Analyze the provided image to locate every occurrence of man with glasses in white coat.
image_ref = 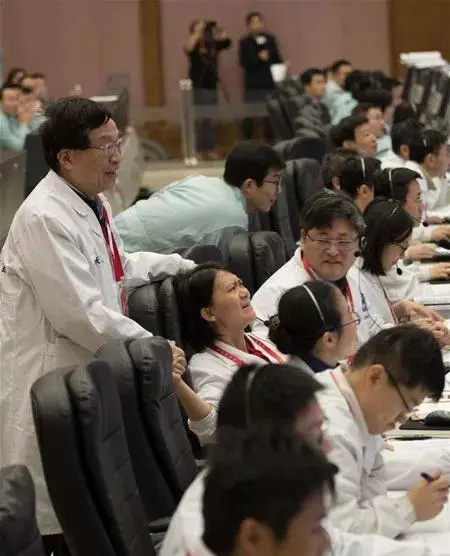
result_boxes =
[0,97,193,554]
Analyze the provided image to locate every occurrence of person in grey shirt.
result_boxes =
[115,141,285,256]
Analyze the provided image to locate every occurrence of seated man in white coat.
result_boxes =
[405,128,449,212]
[162,362,445,556]
[318,325,449,538]
[201,426,336,556]
[0,97,194,550]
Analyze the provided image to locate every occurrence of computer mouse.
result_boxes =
[424,410,450,426]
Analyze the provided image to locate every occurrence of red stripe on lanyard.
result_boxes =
[211,336,285,367]
[99,204,128,316]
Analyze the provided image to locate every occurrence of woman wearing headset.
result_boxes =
[353,198,447,341]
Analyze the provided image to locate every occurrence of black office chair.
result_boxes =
[128,282,163,335]
[158,276,185,350]
[267,98,294,141]
[31,363,155,556]
[0,465,45,556]
[250,231,287,291]
[24,131,48,198]
[95,340,177,523]
[182,244,224,265]
[227,233,255,294]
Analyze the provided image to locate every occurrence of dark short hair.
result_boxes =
[408,129,448,164]
[393,102,417,125]
[269,281,343,358]
[351,325,446,402]
[0,84,22,99]
[20,85,33,95]
[321,148,357,190]
[343,70,373,97]
[203,425,337,555]
[217,363,324,430]
[2,67,26,87]
[391,118,422,155]
[245,10,263,24]
[339,156,381,199]
[299,190,365,235]
[29,72,46,80]
[373,168,421,201]
[223,141,284,188]
[174,263,226,352]
[362,198,413,275]
[352,91,392,115]
[330,59,352,73]
[329,115,369,149]
[40,97,112,172]
[300,68,325,87]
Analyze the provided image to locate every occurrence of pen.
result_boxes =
[421,472,435,483]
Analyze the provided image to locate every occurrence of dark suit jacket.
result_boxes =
[239,33,282,91]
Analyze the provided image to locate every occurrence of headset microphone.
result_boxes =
[422,221,429,227]
[354,250,361,257]
[396,264,403,276]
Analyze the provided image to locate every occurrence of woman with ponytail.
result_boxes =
[269,280,358,373]
[172,263,284,445]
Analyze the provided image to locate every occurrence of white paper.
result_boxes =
[270,64,287,83]
[89,95,118,103]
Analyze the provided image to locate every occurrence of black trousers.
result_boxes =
[43,534,71,556]
[242,89,273,142]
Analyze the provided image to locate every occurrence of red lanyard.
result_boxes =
[330,368,358,422]
[377,276,398,324]
[301,254,355,314]
[211,335,285,367]
[99,204,128,315]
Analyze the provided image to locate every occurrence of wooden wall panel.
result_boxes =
[140,0,164,106]
[391,0,450,78]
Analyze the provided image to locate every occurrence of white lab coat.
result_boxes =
[188,335,283,445]
[317,367,416,537]
[404,161,449,212]
[160,469,441,556]
[251,249,375,346]
[380,151,406,170]
[0,170,195,534]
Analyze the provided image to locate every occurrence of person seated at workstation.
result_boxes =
[374,168,450,296]
[337,155,380,213]
[252,191,438,347]
[296,67,330,133]
[19,78,46,131]
[352,198,448,343]
[405,128,449,212]
[352,93,393,159]
[269,280,358,373]
[172,263,284,446]
[321,147,357,191]
[114,141,284,257]
[162,359,448,556]
[0,83,37,150]
[201,426,337,556]
[318,325,449,538]
[329,114,377,157]
[323,59,353,122]
[380,118,421,170]
[239,11,283,141]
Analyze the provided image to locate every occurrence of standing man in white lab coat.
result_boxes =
[318,325,449,538]
[0,97,194,551]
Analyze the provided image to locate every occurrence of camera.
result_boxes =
[204,20,218,46]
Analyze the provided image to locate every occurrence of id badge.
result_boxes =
[117,278,128,316]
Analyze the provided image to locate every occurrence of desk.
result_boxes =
[0,150,26,247]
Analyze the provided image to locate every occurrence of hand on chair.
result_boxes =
[169,341,187,385]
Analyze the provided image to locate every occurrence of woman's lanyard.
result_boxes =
[301,254,355,314]
[99,204,128,316]
[377,276,398,324]
[211,335,285,367]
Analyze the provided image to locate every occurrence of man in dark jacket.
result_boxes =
[239,12,283,140]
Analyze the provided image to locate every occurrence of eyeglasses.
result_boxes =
[306,233,359,252]
[341,311,361,328]
[392,242,409,255]
[384,367,416,416]
[86,138,124,157]
[263,177,282,193]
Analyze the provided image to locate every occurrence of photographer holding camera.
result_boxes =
[184,19,231,160]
